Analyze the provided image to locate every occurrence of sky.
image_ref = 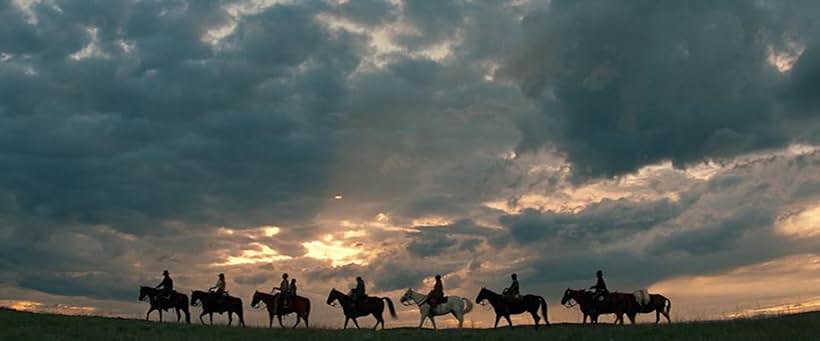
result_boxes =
[1,0,820,328]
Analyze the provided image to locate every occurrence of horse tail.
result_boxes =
[382,297,398,319]
[539,296,550,325]
[664,297,672,316]
[181,294,191,324]
[463,298,474,315]
[305,297,311,316]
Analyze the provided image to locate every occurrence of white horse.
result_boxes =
[400,288,473,329]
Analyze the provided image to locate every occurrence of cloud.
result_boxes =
[504,0,820,179]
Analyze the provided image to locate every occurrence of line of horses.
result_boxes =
[138,286,671,329]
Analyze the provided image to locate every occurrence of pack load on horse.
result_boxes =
[422,274,447,315]
[400,288,473,329]
[475,274,550,329]
[326,277,397,330]
[633,289,650,306]
[191,273,245,326]
[251,289,311,328]
[138,271,191,324]
[561,286,672,324]
[502,273,521,303]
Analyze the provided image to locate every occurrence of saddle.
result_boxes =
[503,294,522,304]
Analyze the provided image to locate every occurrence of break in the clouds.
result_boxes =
[1,0,820,326]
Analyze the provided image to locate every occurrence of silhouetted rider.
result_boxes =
[350,276,366,309]
[155,270,173,301]
[425,274,445,314]
[590,270,608,302]
[210,273,227,295]
[272,273,291,310]
[503,273,520,301]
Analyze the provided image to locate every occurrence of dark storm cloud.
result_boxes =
[499,152,820,292]
[504,0,820,179]
[503,197,688,244]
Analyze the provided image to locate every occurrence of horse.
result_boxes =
[560,288,637,324]
[138,286,191,323]
[632,293,672,323]
[250,291,311,328]
[190,290,245,326]
[475,287,549,329]
[326,288,397,330]
[400,288,474,329]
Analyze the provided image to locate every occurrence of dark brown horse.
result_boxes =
[138,286,190,323]
[191,290,245,326]
[326,288,397,330]
[560,289,637,324]
[475,287,549,329]
[633,294,672,323]
[251,291,311,328]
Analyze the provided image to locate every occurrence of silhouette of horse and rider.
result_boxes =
[400,274,474,329]
[561,270,672,324]
[139,269,669,328]
[326,277,398,330]
[138,270,190,323]
[250,273,311,328]
[476,273,550,329]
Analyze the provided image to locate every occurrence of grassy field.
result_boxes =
[2,308,820,340]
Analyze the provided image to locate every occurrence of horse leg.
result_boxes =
[176,308,181,322]
[146,308,153,321]
[198,311,206,325]
[494,315,501,329]
[228,312,233,326]
[159,309,163,322]
[293,315,300,328]
[430,316,437,330]
[656,309,661,324]
[269,314,273,328]
[343,317,350,329]
[304,315,309,328]
[454,312,463,329]
[419,314,426,329]
[352,317,360,329]
[504,315,513,329]
[278,315,284,328]
[531,310,541,329]
[209,313,213,325]
[582,314,587,324]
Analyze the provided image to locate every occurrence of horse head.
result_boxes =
[250,291,262,308]
[476,287,495,303]
[190,290,204,306]
[138,286,150,302]
[326,288,343,306]
[400,288,415,305]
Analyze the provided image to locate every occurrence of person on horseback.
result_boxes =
[272,273,290,311]
[210,273,227,304]
[502,273,520,303]
[350,276,366,309]
[590,270,608,302]
[155,270,174,301]
[425,274,445,314]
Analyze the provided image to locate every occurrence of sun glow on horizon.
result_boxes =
[213,242,292,266]
[302,237,366,267]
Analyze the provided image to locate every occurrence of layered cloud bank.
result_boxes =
[1,0,820,326]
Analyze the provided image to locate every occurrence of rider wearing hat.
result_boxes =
[155,270,174,301]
